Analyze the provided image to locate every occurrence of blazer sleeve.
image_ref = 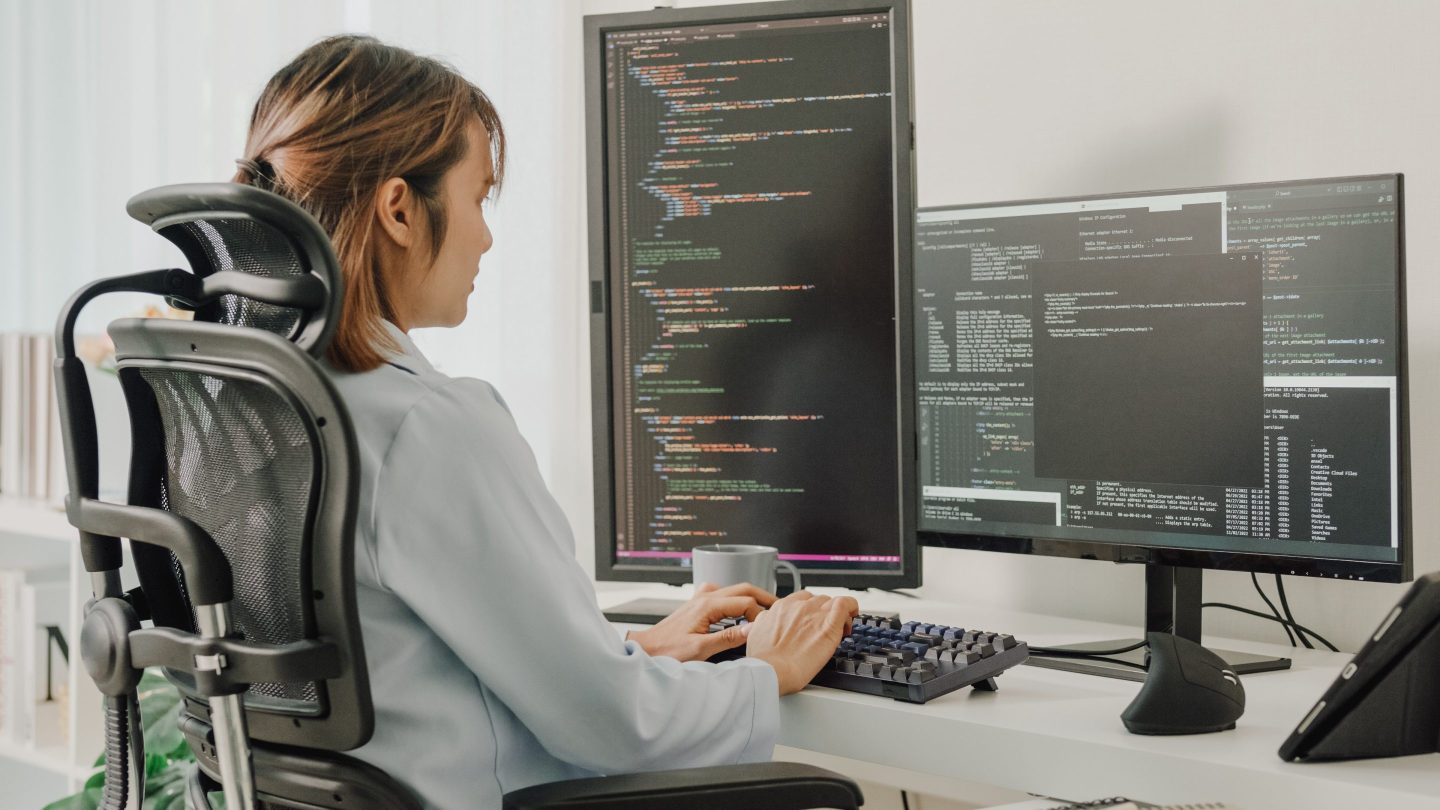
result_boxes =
[368,377,780,774]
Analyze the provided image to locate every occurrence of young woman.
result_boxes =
[231,35,859,809]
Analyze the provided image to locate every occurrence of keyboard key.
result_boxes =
[908,668,936,684]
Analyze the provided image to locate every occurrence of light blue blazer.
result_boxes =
[328,322,779,810]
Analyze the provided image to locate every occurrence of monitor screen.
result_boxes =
[915,175,1407,580]
[586,1,917,587]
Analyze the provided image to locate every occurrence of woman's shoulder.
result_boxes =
[325,361,512,450]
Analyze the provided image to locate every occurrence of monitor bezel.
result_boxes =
[915,173,1411,584]
[585,0,921,588]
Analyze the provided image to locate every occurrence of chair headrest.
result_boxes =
[126,183,343,355]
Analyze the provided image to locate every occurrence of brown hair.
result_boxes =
[232,34,505,372]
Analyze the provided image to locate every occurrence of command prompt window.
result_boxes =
[1032,253,1262,488]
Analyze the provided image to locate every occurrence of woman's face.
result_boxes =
[405,119,496,329]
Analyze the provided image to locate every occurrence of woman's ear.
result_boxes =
[374,177,416,249]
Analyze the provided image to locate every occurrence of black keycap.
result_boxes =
[974,643,997,658]
[995,634,1018,650]
[877,665,894,680]
[954,650,982,666]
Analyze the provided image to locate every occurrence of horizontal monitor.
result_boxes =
[586,0,918,587]
[915,175,1408,581]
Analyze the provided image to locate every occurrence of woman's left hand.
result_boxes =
[625,582,777,662]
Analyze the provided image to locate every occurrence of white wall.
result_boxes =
[567,0,1440,652]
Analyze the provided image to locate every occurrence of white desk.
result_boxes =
[597,583,1440,810]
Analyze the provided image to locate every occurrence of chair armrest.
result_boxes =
[500,761,863,810]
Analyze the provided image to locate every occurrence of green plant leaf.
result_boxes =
[141,763,192,810]
[206,789,228,810]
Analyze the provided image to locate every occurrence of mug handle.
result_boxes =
[774,559,802,593]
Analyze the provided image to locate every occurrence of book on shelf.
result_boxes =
[0,332,66,504]
[0,566,69,749]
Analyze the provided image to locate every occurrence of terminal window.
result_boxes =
[915,178,1401,563]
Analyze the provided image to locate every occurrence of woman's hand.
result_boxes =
[625,582,777,662]
[744,591,860,695]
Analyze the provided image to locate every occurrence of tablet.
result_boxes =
[1279,571,1440,761]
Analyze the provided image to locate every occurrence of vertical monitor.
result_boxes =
[915,175,1408,582]
[586,0,918,587]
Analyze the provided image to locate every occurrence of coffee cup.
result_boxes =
[691,544,802,594]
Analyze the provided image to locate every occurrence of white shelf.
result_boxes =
[0,738,92,782]
[1,497,93,797]
[0,498,73,543]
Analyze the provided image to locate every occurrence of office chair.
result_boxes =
[57,182,863,810]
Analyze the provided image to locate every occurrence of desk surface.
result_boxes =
[596,582,1440,810]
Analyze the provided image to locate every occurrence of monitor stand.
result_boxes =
[1024,564,1292,682]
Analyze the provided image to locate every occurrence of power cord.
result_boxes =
[901,789,911,810]
[1248,572,1296,646]
[1200,601,1337,651]
[1274,574,1315,649]
[1030,638,1149,657]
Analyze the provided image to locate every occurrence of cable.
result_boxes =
[1250,572,1296,647]
[901,789,911,810]
[1275,574,1315,650]
[1030,638,1149,658]
[1201,602,1338,651]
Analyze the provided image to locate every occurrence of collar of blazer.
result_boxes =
[378,319,438,376]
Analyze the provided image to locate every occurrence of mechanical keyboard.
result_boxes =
[709,612,1029,703]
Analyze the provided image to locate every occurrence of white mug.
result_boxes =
[691,544,802,593]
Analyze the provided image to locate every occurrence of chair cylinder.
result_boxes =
[196,603,257,810]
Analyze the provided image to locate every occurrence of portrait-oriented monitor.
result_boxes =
[585,0,918,588]
[915,175,1409,585]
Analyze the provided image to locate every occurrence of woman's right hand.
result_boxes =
[744,591,860,695]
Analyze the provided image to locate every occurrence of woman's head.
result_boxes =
[234,34,504,371]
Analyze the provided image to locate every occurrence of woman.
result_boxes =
[231,35,858,809]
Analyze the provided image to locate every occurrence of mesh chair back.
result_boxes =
[142,366,320,708]
[114,184,369,749]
